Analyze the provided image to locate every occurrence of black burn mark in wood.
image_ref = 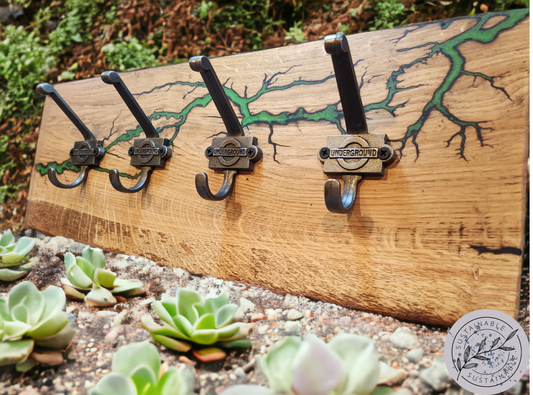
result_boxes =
[470,245,522,256]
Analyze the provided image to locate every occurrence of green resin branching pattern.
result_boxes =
[36,10,528,179]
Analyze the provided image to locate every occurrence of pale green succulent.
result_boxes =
[0,230,38,281]
[89,341,194,395]
[142,288,252,353]
[220,334,407,395]
[0,281,76,372]
[61,246,144,307]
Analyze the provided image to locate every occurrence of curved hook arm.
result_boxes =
[324,175,362,214]
[195,169,238,201]
[109,167,152,193]
[47,166,90,189]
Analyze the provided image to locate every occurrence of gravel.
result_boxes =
[0,231,529,395]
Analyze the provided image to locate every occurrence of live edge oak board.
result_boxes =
[27,10,529,326]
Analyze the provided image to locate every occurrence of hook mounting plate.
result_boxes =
[318,133,394,175]
[128,137,172,169]
[70,140,105,166]
[205,136,261,171]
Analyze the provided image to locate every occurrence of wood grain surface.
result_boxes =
[26,10,529,326]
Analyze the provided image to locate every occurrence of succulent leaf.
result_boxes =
[8,282,45,326]
[67,262,93,288]
[0,230,15,248]
[89,372,138,395]
[90,341,194,395]
[177,289,202,325]
[64,252,77,271]
[153,301,178,328]
[34,322,76,350]
[215,304,238,328]
[328,333,380,395]
[75,257,96,280]
[258,336,302,394]
[85,286,117,307]
[141,315,189,341]
[0,339,34,366]
[195,293,228,316]
[291,335,345,395]
[82,246,106,270]
[0,237,37,266]
[0,268,28,281]
[152,334,192,352]
[2,320,32,341]
[172,314,194,337]
[95,269,117,288]
[194,314,216,331]
[15,356,38,372]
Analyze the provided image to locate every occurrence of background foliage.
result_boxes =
[0,0,528,230]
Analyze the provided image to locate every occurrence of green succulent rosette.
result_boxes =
[0,281,76,372]
[61,246,144,307]
[220,334,408,395]
[89,341,194,395]
[142,289,252,352]
[0,230,38,281]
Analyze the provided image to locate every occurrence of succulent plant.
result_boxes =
[142,288,252,354]
[61,246,144,307]
[89,341,194,395]
[220,333,407,395]
[0,281,76,372]
[0,230,38,281]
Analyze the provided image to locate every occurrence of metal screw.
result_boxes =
[128,147,135,156]
[158,147,165,156]
[92,148,98,156]
[246,147,256,158]
[378,147,391,161]
[319,147,330,159]
[69,149,75,157]
[205,147,214,157]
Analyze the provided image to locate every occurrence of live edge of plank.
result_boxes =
[27,10,529,326]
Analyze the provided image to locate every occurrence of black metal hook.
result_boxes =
[101,71,172,193]
[189,56,262,201]
[319,33,394,214]
[36,83,105,189]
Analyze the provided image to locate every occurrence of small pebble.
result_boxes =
[390,327,417,349]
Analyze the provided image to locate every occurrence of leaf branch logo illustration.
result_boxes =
[454,329,518,380]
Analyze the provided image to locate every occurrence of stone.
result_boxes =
[287,309,303,320]
[378,361,406,385]
[420,356,451,391]
[405,347,424,363]
[234,297,255,320]
[390,327,417,349]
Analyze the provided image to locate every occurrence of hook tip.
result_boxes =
[189,56,211,73]
[101,71,120,84]
[36,83,54,96]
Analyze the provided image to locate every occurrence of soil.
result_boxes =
[0,230,529,395]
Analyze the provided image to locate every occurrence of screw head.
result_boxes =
[92,148,98,156]
[205,146,214,157]
[319,147,330,159]
[69,149,75,157]
[128,147,135,156]
[378,147,392,161]
[158,147,165,156]
[246,147,256,158]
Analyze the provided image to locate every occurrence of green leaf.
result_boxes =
[67,262,93,288]
[75,256,95,280]
[85,286,117,307]
[110,278,143,294]
[7,281,45,326]
[141,315,189,340]
[152,301,178,328]
[190,329,219,345]
[16,356,38,372]
[88,372,137,395]
[0,237,36,265]
[82,246,105,269]
[11,304,28,323]
[64,252,77,271]
[95,269,116,288]
[215,304,238,328]
[328,333,380,395]
[0,230,15,248]
[215,322,241,340]
[291,335,345,395]
[194,314,216,330]
[2,320,32,341]
[34,322,76,350]
[172,314,193,338]
[0,268,28,281]
[177,289,201,325]
[195,293,228,316]
[0,339,34,366]
[112,341,160,380]
[130,364,158,393]
[218,339,252,348]
[151,334,191,352]
[27,310,69,339]
[258,336,301,394]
